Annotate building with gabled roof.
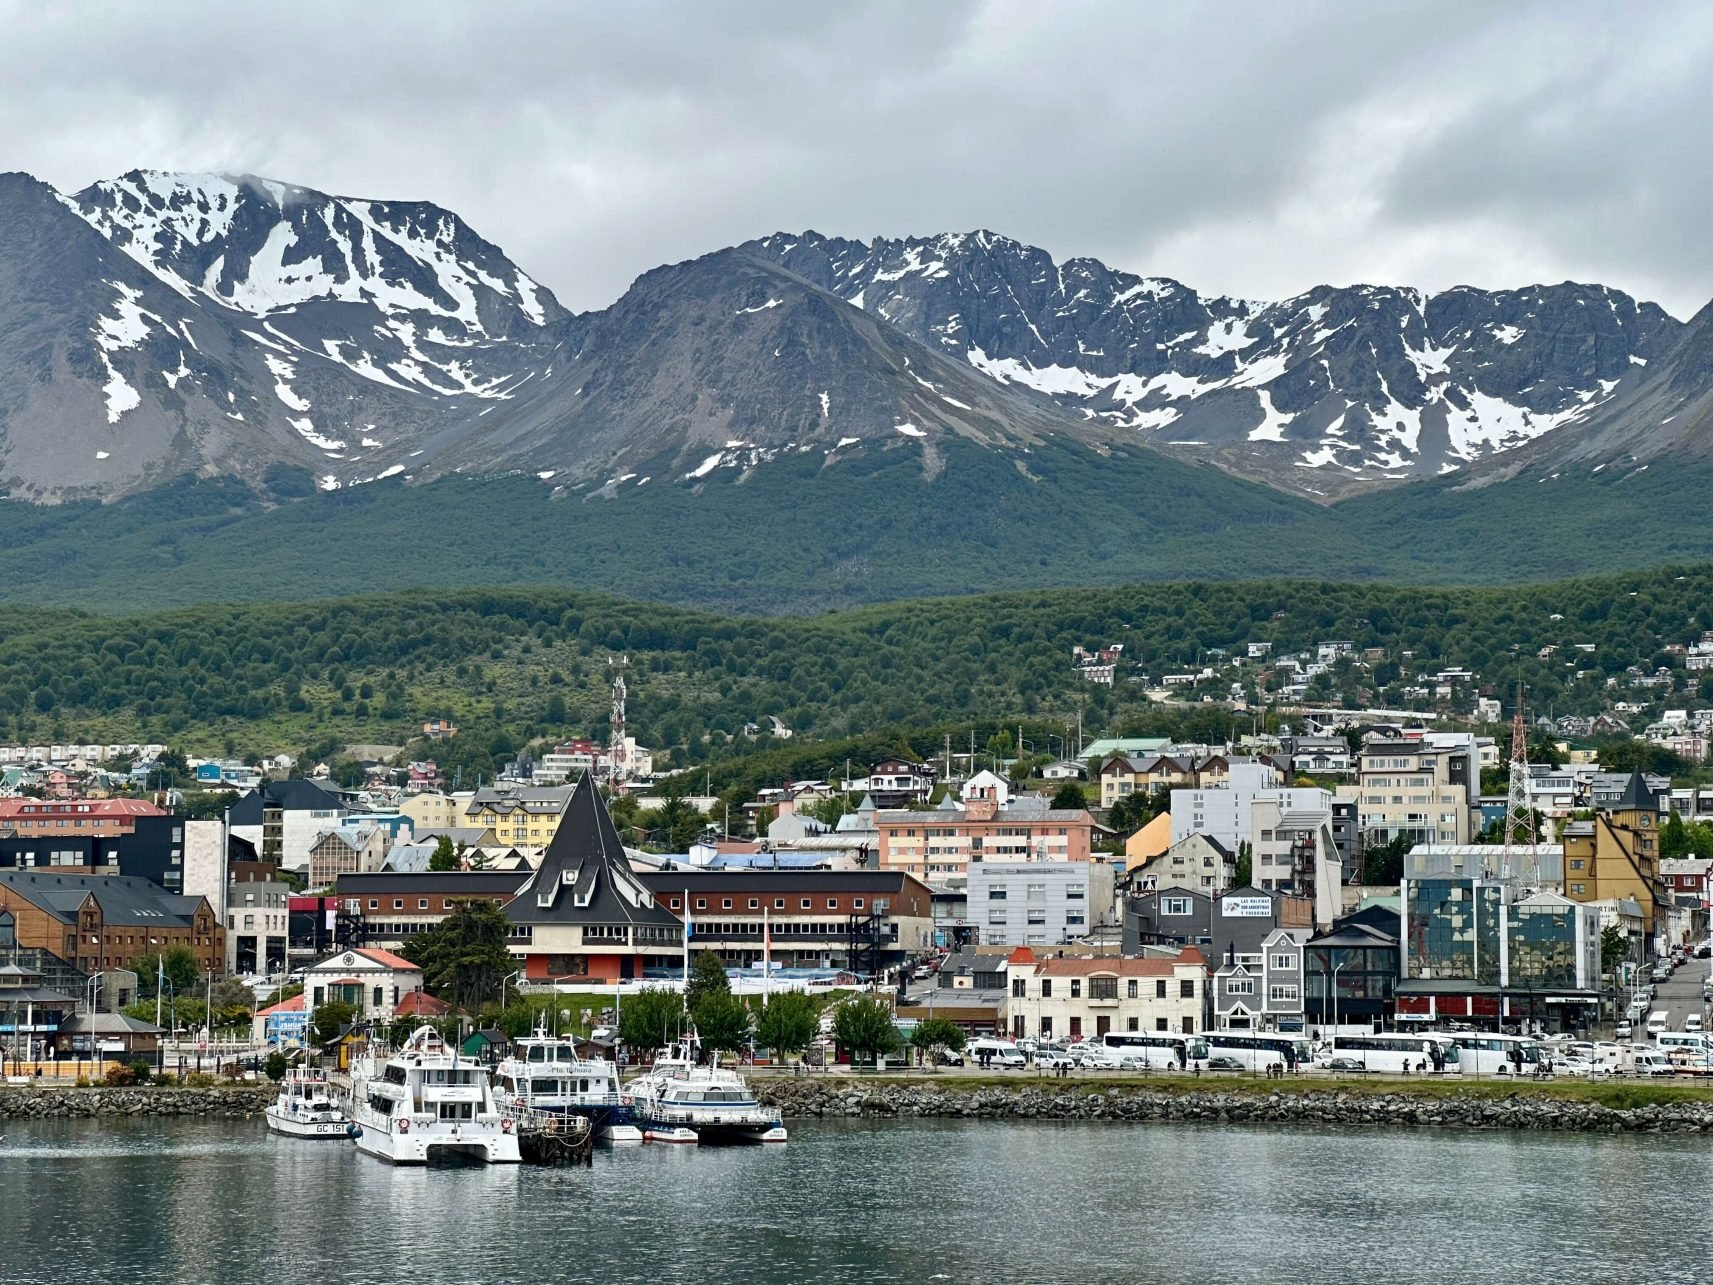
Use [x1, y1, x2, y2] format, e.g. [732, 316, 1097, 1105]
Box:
[0, 870, 221, 979]
[1002, 945, 1208, 1044]
[302, 945, 425, 1024]
[504, 774, 684, 981]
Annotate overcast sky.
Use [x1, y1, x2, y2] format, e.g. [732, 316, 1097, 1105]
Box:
[5, 0, 1709, 316]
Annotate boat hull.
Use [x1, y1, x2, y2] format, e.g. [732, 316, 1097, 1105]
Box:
[264, 1107, 351, 1140]
[350, 1116, 522, 1165]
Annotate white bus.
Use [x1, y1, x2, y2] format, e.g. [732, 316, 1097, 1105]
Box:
[1324, 1033, 1459, 1074]
[1204, 1031, 1315, 1071]
[1656, 1031, 1709, 1059]
[1449, 1033, 1541, 1075]
[1099, 1031, 1211, 1068]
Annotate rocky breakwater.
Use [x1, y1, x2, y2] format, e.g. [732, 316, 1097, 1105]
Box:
[0, 1085, 276, 1118]
[754, 1079, 1713, 1135]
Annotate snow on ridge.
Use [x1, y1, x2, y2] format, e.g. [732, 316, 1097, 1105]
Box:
[1247, 389, 1293, 442]
[735, 298, 783, 315]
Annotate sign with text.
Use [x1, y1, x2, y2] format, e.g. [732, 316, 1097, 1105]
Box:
[1220, 896, 1273, 918]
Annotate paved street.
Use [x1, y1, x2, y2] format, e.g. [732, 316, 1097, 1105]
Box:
[1648, 954, 1711, 1033]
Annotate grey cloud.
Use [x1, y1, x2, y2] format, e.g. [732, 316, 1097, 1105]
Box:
[0, 0, 1706, 316]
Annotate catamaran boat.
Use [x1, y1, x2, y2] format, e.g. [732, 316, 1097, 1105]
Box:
[625, 1036, 787, 1145]
[264, 1067, 349, 1139]
[492, 1027, 643, 1143]
[346, 1026, 521, 1165]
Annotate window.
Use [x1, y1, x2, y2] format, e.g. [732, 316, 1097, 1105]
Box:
[1090, 977, 1117, 1000]
[373, 985, 384, 1007]
[988, 911, 1008, 926]
[1570, 883, 1586, 895]
[774, 898, 785, 909]
[1012, 978, 1025, 998]
[1227, 978, 1255, 995]
[1155, 1018, 1169, 1032]
[721, 899, 732, 910]
[393, 899, 403, 910]
[1126, 1017, 1139, 1031]
[418, 899, 429, 910]
[1155, 979, 1167, 999]
[1272, 953, 1294, 970]
[696, 899, 707, 910]
[1070, 979, 1082, 998]
[988, 888, 1007, 900]
[669, 898, 680, 910]
[1269, 984, 1299, 1002]
[1040, 980, 1053, 999]
[828, 899, 838, 909]
[1065, 886, 1084, 900]
[1127, 979, 1138, 999]
[1163, 897, 1192, 916]
[1180, 980, 1196, 998]
[1065, 913, 1085, 925]
[747, 899, 758, 909]
[1027, 911, 1046, 926]
[853, 898, 864, 909]
[802, 899, 812, 909]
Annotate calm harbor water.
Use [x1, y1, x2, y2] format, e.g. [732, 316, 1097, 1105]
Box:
[1, 1115, 1710, 1283]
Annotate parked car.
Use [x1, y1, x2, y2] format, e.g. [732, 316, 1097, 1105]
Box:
[1038, 1053, 1077, 1070]
[1615, 1021, 1633, 1040]
[966, 1039, 1028, 1069]
[1696, 945, 1711, 959]
[1323, 1057, 1368, 1072]
[1203, 1055, 1246, 1072]
[1688, 1014, 1705, 1033]
[936, 1048, 965, 1066]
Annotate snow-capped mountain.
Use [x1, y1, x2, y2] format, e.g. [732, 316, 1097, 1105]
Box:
[0, 169, 570, 499]
[746, 231, 1681, 495]
[0, 167, 1700, 508]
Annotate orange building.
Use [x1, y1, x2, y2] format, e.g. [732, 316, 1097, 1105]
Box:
[0, 870, 222, 977]
[0, 798, 168, 839]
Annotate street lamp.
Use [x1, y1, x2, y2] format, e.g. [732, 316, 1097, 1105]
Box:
[1331, 959, 1348, 1046]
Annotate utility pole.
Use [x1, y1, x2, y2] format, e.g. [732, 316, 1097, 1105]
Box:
[1503, 683, 1539, 885]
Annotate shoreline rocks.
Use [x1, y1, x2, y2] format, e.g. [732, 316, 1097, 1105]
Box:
[0, 1085, 275, 1118]
[753, 1079, 1713, 1135]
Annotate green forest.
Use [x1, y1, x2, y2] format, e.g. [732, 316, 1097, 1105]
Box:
[0, 437, 1711, 616]
[6, 565, 1713, 781]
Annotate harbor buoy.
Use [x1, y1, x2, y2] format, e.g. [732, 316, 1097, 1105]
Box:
[396, 1117, 411, 1133]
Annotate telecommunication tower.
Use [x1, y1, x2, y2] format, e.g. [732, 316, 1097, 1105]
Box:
[607, 655, 629, 782]
[1502, 683, 1539, 884]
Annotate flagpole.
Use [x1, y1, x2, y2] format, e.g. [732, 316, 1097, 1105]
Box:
[682, 887, 691, 996]
[763, 905, 771, 1003]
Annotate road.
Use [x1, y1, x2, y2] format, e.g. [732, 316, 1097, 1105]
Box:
[1648, 954, 1711, 1033]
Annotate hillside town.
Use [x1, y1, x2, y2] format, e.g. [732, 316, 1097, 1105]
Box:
[0, 688, 1705, 1077]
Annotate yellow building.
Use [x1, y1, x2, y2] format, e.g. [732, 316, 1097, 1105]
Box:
[1562, 771, 1670, 936]
[401, 792, 466, 834]
[464, 785, 574, 850]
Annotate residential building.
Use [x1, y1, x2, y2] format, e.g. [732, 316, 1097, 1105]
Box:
[1247, 796, 1344, 924]
[1170, 759, 1316, 851]
[875, 777, 1097, 883]
[0, 797, 168, 839]
[0, 871, 221, 979]
[464, 784, 574, 850]
[1121, 812, 1174, 873]
[1129, 833, 1234, 895]
[1213, 926, 1310, 1032]
[1004, 946, 1208, 1042]
[1123, 887, 1215, 953]
[400, 792, 468, 834]
[966, 859, 1116, 948]
[306, 823, 393, 889]
[504, 775, 684, 982]
[229, 779, 347, 869]
[1283, 736, 1354, 776]
[226, 873, 292, 976]
[857, 758, 937, 808]
[640, 870, 934, 973]
[302, 946, 426, 1024]
[1561, 771, 1671, 945]
[1339, 736, 1476, 848]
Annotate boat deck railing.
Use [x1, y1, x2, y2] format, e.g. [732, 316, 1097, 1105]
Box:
[642, 1106, 781, 1128]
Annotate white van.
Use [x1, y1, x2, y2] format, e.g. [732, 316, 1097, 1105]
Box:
[1647, 1011, 1670, 1037]
[1631, 1051, 1674, 1076]
[965, 1038, 1027, 1069]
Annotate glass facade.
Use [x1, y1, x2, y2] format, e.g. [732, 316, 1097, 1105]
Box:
[1405, 879, 1503, 983]
[1508, 902, 1579, 990]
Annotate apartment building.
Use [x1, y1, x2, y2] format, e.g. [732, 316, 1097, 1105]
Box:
[966, 859, 1116, 948]
[1004, 946, 1207, 1042]
[1338, 737, 1476, 848]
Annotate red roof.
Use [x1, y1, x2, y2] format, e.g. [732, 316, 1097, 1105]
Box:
[395, 990, 450, 1016]
[0, 798, 166, 818]
[356, 947, 421, 971]
[1006, 946, 1038, 964]
[257, 994, 305, 1015]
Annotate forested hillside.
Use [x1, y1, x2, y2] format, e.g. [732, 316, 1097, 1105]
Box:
[8, 568, 1713, 776]
[1, 439, 1713, 616]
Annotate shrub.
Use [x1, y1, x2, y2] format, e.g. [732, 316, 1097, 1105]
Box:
[264, 1052, 289, 1082]
[103, 1065, 137, 1087]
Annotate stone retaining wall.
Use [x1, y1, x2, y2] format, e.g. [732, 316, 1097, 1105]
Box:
[754, 1079, 1713, 1134]
[0, 1086, 275, 1118]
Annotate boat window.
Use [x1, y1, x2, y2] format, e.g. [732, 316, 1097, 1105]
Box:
[438, 1102, 475, 1120]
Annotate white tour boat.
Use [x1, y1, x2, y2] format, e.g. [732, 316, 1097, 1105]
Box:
[626, 1036, 787, 1145]
[492, 1026, 643, 1143]
[347, 1026, 521, 1165]
[264, 1067, 350, 1139]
